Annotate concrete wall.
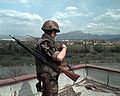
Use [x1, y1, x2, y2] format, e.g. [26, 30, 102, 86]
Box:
[0, 64, 120, 96]
[87, 67, 120, 88]
[0, 79, 38, 96]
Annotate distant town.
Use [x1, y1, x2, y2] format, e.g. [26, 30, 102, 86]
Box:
[0, 37, 120, 50]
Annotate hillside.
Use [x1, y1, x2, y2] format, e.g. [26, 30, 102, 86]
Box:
[0, 35, 26, 40]
[56, 31, 120, 41]
[1, 31, 120, 41]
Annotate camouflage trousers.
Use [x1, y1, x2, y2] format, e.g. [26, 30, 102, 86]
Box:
[35, 63, 60, 96]
[36, 72, 59, 96]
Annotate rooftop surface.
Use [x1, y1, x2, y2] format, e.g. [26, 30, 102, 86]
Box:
[34, 78, 120, 96]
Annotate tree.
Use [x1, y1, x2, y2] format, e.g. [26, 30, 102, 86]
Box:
[110, 45, 120, 53]
[93, 44, 104, 53]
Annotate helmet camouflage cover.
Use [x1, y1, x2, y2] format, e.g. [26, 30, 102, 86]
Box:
[41, 20, 60, 32]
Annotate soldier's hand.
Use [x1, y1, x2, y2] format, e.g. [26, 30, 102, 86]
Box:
[60, 44, 67, 49]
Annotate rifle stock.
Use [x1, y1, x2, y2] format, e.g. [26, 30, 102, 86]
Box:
[9, 35, 80, 82]
[58, 66, 80, 82]
[60, 62, 68, 67]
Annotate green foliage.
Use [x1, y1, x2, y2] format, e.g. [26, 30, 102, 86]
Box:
[93, 44, 104, 53]
[67, 44, 90, 53]
[0, 41, 34, 55]
[110, 45, 120, 53]
[1, 40, 120, 65]
[0, 54, 34, 66]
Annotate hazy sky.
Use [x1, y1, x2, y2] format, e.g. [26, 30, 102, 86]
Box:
[0, 0, 120, 36]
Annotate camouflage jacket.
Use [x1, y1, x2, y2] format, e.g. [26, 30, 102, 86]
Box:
[34, 34, 61, 75]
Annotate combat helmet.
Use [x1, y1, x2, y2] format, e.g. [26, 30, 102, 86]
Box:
[41, 20, 60, 32]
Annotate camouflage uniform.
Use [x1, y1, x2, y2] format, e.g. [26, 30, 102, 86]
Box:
[35, 33, 61, 96]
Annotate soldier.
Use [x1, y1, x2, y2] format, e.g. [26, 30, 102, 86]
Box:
[34, 20, 67, 96]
